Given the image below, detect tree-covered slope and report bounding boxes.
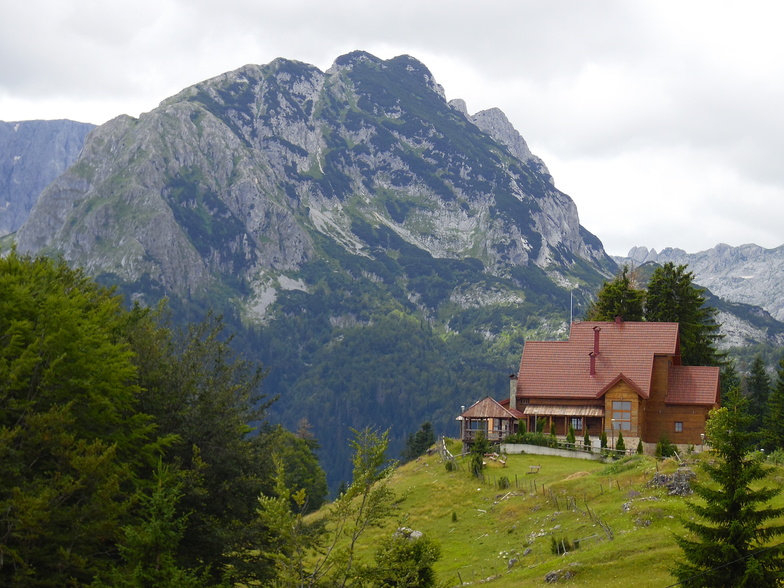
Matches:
[13,51,617,489]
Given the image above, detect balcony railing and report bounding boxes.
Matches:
[462,429,506,443]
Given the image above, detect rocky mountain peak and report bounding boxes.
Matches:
[616,242,784,346]
[16,51,614,309]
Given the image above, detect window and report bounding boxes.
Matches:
[570,417,583,431]
[611,400,632,431]
[675,421,683,433]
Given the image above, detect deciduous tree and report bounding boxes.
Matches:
[256,427,398,587]
[0,251,160,586]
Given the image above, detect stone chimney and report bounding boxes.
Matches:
[509,374,518,411]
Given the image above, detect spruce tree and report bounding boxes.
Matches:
[762,356,784,451]
[747,356,771,434]
[402,422,436,462]
[672,389,784,586]
[644,262,723,366]
[722,360,742,405]
[586,265,645,322]
[616,430,626,452]
[470,432,490,478]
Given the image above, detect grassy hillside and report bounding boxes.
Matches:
[341,442,784,586]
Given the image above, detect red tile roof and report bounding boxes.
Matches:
[667,365,720,405]
[516,321,681,400]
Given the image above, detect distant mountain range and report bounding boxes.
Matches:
[1,51,782,487]
[615,246,784,348]
[0,119,95,236]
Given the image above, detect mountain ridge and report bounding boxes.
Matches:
[11,51,618,487]
[616,243,784,322]
[4,51,783,487]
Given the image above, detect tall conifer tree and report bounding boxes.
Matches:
[746,356,771,433]
[644,262,722,366]
[762,356,784,451]
[672,389,784,586]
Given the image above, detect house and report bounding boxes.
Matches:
[459,319,720,451]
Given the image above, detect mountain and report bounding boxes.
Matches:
[0,119,95,237]
[11,51,619,488]
[17,52,612,297]
[615,245,784,348]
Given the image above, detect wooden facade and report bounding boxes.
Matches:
[460,321,720,450]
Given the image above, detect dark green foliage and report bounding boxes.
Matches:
[584,430,591,451]
[721,360,742,405]
[95,461,203,588]
[0,251,160,586]
[271,427,329,514]
[566,424,576,445]
[265,306,484,490]
[497,476,511,490]
[586,265,645,321]
[123,307,277,584]
[637,439,644,455]
[616,430,626,452]
[550,536,578,555]
[762,356,784,451]
[470,432,491,477]
[503,432,560,449]
[550,422,557,437]
[364,529,441,588]
[746,355,771,433]
[600,431,608,449]
[255,428,396,587]
[656,435,677,458]
[672,390,784,586]
[645,262,723,366]
[402,422,436,463]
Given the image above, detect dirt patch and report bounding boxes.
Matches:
[564,471,591,481]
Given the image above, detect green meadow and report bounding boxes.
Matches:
[344,442,784,586]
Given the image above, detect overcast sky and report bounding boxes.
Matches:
[2,0,782,256]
